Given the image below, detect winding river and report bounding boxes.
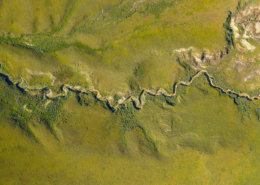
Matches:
[1,69,259,111]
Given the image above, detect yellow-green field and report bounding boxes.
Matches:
[2,0,260,184]
[0,0,240,93]
[1,77,260,184]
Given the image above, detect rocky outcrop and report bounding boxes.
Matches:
[175,47,230,70]
[234,5,260,40]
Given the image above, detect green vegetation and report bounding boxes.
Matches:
[27,75,52,87]
[0,0,240,94]
[39,98,64,139]
[3,0,260,184]
[114,104,160,155]
[177,58,192,73]
[0,75,66,141]
[77,92,96,106]
[54,65,90,86]
[223,11,236,48]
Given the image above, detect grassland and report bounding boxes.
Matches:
[0,0,239,94]
[2,0,260,184]
[1,77,260,184]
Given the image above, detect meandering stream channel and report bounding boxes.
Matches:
[1,69,259,112]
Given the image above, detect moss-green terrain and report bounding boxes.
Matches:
[1,0,260,184]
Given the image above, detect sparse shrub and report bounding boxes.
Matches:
[77,92,95,106]
[165,96,177,106]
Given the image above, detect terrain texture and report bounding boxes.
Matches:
[1,0,260,184]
